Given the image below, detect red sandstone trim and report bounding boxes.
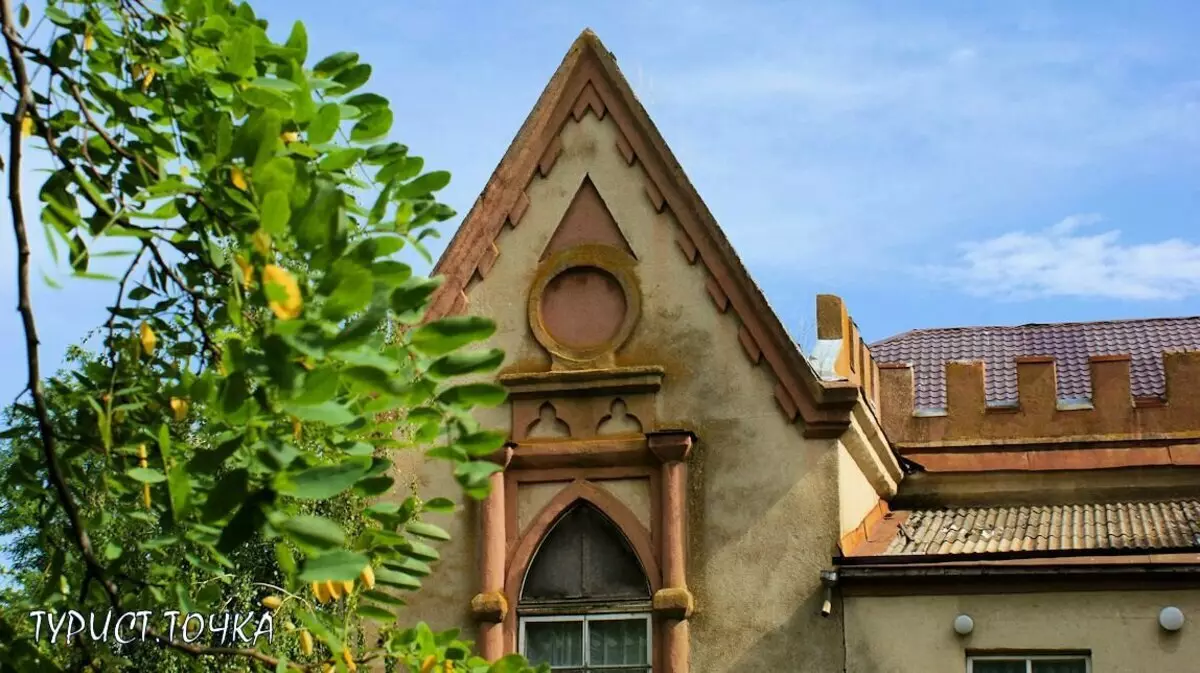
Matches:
[674,234,698,264]
[614,133,636,166]
[644,178,665,212]
[508,191,530,227]
[705,276,729,313]
[572,82,607,122]
[538,136,563,178]
[503,479,663,655]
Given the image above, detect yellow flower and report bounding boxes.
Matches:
[359,565,375,590]
[231,166,248,191]
[311,581,330,603]
[325,580,342,600]
[136,443,148,462]
[342,648,358,672]
[340,579,354,595]
[292,417,302,442]
[420,655,437,673]
[142,483,152,509]
[83,32,94,51]
[19,116,33,138]
[169,397,189,422]
[281,131,300,144]
[252,229,271,257]
[299,629,314,655]
[261,595,283,611]
[141,68,155,92]
[235,254,253,288]
[443,660,453,673]
[138,322,156,356]
[262,265,302,320]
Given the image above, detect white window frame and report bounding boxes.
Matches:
[967,654,1092,673]
[519,612,653,671]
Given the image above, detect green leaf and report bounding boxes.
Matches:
[456,461,504,499]
[356,604,397,622]
[390,277,442,316]
[405,521,451,541]
[320,261,374,320]
[318,147,365,172]
[291,367,339,405]
[242,86,293,112]
[411,316,497,356]
[18,4,28,28]
[285,21,308,62]
[438,383,508,408]
[126,467,167,484]
[202,469,249,522]
[216,495,266,553]
[376,156,423,184]
[307,103,340,145]
[282,400,357,426]
[281,457,372,500]
[373,566,421,591]
[312,51,359,77]
[457,430,508,457]
[382,557,432,577]
[427,349,505,379]
[350,108,392,142]
[43,6,73,27]
[259,190,291,235]
[394,171,452,199]
[423,497,456,513]
[353,475,394,497]
[407,540,440,562]
[278,515,347,552]
[362,589,406,607]
[225,30,256,77]
[298,550,369,582]
[332,63,371,93]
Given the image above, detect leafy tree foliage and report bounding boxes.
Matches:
[0,1,538,671]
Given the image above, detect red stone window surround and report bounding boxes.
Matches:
[471,431,695,673]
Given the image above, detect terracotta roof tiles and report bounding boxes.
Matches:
[870,317,1200,409]
[882,500,1200,556]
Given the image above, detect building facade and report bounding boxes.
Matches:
[396,30,1200,673]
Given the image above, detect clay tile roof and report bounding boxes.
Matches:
[882,500,1200,556]
[870,317,1200,409]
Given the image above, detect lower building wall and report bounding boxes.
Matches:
[845,590,1200,673]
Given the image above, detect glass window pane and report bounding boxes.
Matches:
[525,621,584,668]
[587,619,648,666]
[972,661,1028,673]
[1032,660,1087,673]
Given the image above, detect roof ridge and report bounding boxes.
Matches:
[872,315,1200,347]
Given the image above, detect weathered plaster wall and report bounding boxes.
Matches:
[845,591,1200,673]
[838,441,879,537]
[516,478,651,533]
[402,110,844,670]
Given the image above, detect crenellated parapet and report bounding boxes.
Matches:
[810,295,882,412]
[879,351,1200,448]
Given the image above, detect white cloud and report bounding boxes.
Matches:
[925,214,1200,301]
[613,2,1200,273]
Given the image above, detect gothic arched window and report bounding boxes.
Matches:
[518,502,652,672]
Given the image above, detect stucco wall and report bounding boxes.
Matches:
[838,440,879,537]
[398,109,845,671]
[845,590,1200,673]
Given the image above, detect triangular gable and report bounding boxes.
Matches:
[428,29,858,438]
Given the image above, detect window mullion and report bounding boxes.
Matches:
[582,615,591,670]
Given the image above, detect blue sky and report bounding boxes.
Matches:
[2,0,1199,405]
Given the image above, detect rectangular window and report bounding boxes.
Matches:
[968,655,1090,673]
[519,613,652,672]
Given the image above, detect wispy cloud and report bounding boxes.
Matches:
[627,2,1200,273]
[925,214,1200,301]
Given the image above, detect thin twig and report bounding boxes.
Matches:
[145,241,221,363]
